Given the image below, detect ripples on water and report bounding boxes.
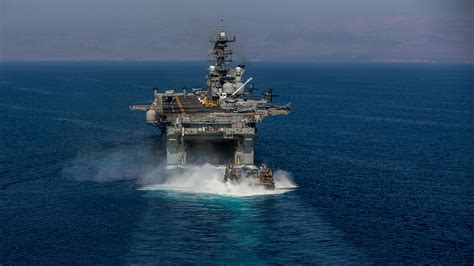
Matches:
[0,62,472,264]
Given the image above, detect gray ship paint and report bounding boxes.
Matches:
[131,25,290,166]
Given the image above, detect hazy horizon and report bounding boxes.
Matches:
[1,0,473,63]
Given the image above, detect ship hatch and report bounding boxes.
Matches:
[185,140,236,165]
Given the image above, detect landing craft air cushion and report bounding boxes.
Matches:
[130,23,290,188]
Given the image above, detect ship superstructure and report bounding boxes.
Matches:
[131,25,289,166]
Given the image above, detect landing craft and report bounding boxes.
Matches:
[224,164,275,190]
[130,22,290,189]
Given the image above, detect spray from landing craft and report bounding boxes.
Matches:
[64,140,296,197]
[138,164,297,197]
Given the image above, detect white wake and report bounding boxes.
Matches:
[138,164,297,197]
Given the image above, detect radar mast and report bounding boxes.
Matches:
[206,19,236,99]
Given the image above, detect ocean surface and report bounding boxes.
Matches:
[0,62,472,264]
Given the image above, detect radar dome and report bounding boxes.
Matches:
[146,109,156,123]
[223,82,234,94]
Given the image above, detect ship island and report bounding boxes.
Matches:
[131,24,290,189]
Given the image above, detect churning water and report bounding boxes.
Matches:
[138,164,297,197]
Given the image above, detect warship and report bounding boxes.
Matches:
[131,23,290,188]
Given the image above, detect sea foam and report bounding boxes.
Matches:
[138,164,297,197]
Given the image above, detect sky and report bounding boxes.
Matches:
[0,0,472,62]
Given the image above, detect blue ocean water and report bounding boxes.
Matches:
[0,62,472,264]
